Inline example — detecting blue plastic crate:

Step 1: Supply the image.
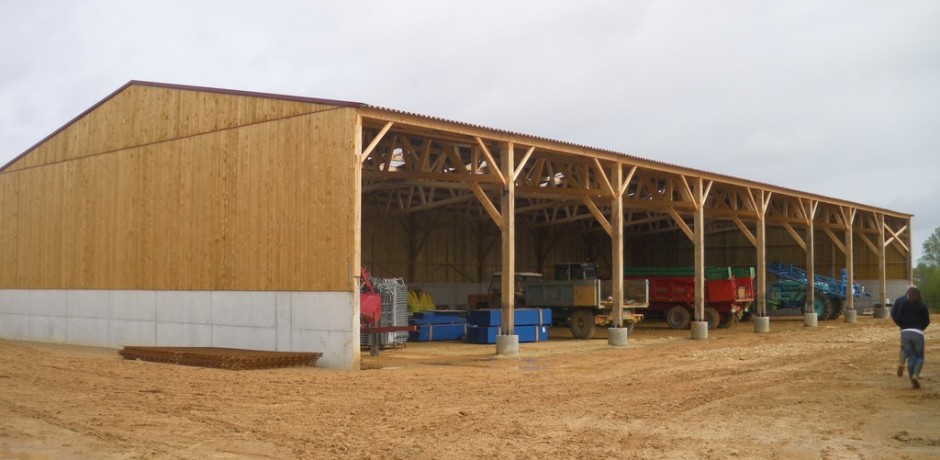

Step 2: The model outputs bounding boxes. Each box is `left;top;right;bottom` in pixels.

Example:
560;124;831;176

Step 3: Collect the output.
410;311;468;325
408;323;467;342
465;325;498;344
465;325;549;344
467;308;552;327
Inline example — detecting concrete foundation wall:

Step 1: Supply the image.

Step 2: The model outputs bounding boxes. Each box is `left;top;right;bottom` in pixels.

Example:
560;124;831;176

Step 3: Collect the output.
0;289;358;370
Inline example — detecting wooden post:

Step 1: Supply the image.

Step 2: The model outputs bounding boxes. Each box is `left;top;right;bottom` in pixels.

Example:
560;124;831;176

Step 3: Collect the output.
878;213;887;305
906;218;914;283
612;165;624;327
805;201;816;315
354;115;364;365
693;177;705;322
354;116;364;283
846;208;856;311
500;142;516;335
755;191;766;316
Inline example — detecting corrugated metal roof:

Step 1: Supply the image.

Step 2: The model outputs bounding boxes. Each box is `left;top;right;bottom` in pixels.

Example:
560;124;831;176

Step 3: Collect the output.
356;101;909;217
0;80;913;217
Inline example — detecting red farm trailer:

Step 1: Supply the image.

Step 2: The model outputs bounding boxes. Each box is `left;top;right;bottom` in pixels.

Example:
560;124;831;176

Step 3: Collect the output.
623;266;754;330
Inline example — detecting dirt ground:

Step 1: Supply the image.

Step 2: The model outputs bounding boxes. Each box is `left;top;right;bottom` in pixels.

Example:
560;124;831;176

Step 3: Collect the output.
1;315;939;460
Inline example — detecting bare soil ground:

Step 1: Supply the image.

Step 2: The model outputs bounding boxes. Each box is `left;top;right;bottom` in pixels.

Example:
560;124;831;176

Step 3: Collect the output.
1;315;939;460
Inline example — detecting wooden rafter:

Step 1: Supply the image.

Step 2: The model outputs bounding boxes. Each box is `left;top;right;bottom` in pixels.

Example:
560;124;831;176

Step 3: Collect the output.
358;117;911;259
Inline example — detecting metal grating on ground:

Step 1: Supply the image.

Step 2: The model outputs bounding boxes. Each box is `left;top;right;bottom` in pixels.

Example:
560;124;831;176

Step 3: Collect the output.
119;347;322;370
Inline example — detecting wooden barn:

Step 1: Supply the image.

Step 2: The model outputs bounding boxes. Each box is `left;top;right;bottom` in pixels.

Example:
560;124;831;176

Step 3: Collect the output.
0;81;913;369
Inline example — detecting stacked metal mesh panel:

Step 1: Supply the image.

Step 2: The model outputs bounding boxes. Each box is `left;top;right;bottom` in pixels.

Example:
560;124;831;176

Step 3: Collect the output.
371;277;409;347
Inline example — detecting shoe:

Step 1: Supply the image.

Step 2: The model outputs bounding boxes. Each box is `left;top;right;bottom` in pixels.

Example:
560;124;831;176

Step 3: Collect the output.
897;366;904;377
911;377;921;389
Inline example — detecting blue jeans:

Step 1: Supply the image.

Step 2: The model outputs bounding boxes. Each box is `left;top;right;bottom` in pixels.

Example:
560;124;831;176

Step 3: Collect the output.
900;330;925;378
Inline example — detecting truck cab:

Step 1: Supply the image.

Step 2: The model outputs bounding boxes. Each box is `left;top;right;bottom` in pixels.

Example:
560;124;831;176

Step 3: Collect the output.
554;262;598;281
524;262;649;339
467;271;543;309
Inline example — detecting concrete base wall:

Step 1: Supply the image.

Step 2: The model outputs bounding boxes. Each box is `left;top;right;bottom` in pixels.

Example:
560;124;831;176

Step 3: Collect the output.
0;289;358;370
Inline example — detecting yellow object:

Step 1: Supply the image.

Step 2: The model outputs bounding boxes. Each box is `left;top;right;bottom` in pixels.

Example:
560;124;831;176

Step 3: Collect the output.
420;292;436;311
408;290;436;312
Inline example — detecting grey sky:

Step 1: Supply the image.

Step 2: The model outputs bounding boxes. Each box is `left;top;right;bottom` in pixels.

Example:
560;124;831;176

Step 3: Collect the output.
2;0;938;264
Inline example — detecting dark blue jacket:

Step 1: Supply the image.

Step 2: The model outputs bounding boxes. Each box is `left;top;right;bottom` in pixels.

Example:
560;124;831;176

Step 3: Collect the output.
891;295;931;331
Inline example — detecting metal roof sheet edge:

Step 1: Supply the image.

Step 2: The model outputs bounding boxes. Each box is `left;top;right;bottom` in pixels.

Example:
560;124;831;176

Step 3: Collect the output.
0;81;914;218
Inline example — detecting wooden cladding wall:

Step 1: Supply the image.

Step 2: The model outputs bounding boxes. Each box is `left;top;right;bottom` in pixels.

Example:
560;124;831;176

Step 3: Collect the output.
362;212;618;284
360;210;595;283
4;85;336;173
0;88;358;292
629;227;908;280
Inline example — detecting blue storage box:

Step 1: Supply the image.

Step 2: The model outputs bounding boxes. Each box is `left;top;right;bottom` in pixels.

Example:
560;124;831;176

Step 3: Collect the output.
467;308;552;327
410;311;468;325
408;323;467;342
465;325;498;344
465;325;549;344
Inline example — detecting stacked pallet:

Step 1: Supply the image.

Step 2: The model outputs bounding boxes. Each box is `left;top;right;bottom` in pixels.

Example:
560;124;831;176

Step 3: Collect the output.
408;311;468;342
466;308;552;344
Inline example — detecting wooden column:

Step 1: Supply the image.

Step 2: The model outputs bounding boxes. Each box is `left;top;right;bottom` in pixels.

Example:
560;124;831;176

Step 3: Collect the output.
804;199;817;314
670;176;711;325
693;177;706;322
906;218;914;283
354;116;364;277
500;142;516;335
755;192;767;316
611;165;624;327
734;188;770;318
845;208;856;311
878;213;887;305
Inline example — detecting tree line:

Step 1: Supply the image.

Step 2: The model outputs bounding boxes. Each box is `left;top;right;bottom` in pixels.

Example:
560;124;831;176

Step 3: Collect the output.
914;226;940;312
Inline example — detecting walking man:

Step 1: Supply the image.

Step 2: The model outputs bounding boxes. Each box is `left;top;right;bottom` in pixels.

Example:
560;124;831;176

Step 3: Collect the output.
891;286;931;389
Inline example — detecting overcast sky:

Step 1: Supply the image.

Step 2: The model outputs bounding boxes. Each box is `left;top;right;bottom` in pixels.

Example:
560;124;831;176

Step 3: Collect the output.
1;1;938;265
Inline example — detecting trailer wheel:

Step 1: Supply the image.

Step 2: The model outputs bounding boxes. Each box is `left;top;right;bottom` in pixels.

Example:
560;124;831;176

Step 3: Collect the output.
569;308;597;340
718;312;735;328
665;306;691;329
813;293;832;321
704;307;721;330
827;298;843;320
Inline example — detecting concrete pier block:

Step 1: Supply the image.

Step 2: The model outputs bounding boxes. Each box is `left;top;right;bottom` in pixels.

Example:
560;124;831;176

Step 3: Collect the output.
608;327;629;347
844;309;858;323
754;316;770;333
496;334;519;356
691;321;709;340
804;312;818;327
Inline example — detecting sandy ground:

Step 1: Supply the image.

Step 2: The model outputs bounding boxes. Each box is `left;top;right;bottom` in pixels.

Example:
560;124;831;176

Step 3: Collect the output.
1;315;939;460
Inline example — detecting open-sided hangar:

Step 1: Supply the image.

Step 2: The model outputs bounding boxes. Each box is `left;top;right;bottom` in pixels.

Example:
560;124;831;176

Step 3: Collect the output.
0;81;913;369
